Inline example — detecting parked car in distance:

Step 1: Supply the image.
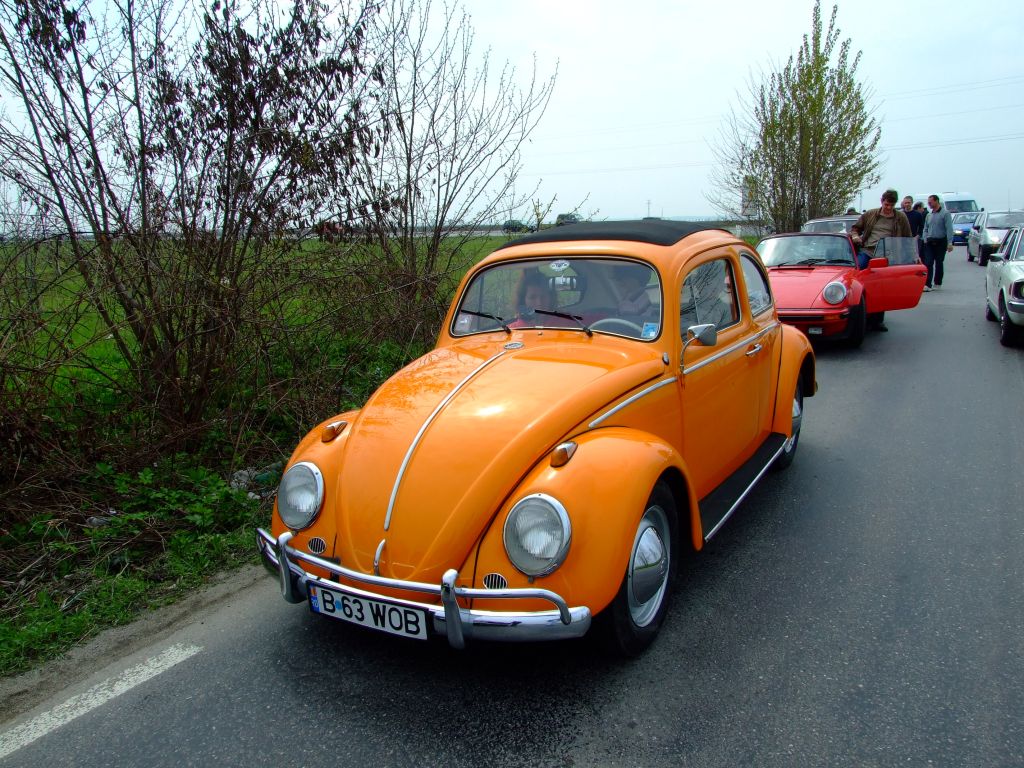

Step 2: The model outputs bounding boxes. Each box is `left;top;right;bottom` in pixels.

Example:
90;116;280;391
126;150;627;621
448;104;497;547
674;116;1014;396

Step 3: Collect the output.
502;220;533;235
952;212;980;246
968;210;1024;266
757;233;927;347
984;225;1024;346
801;215;859;234
555;212;583;226
257;220;816;656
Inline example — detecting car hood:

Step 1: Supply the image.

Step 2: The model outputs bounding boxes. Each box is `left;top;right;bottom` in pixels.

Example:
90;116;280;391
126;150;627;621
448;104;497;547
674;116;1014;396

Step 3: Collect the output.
331;338;666;580
768;266;852;308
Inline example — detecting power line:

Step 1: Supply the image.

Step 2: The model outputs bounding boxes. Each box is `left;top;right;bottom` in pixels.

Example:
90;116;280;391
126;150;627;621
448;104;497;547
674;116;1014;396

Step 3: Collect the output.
881;133;1024;151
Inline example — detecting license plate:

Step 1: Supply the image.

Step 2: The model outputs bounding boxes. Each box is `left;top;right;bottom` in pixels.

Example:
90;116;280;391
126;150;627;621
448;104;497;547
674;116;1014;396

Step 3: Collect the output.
307;583;428;640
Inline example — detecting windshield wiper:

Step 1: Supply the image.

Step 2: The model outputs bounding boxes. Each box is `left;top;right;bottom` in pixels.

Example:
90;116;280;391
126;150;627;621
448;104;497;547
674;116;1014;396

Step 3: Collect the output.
534;308;593;337
459;309;511;334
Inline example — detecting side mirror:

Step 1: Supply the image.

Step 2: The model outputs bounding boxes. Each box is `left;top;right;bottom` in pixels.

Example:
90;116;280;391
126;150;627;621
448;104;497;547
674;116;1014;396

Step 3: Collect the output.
684;323;717;349
989;252;1005;263
867;257;888;269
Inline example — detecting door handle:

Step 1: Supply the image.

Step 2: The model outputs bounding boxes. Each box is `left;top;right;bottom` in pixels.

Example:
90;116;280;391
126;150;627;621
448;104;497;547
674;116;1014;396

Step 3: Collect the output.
745;343;763;357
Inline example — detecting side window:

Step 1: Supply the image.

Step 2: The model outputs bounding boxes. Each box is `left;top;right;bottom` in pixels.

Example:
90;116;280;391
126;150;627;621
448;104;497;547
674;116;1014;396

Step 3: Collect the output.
680;259;740;335
1004;229;1020;260
740;253;773;316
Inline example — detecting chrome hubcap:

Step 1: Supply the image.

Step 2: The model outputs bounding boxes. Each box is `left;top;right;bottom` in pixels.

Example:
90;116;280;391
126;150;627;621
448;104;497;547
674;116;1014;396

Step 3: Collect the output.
784;391;803;452
627;505;670;627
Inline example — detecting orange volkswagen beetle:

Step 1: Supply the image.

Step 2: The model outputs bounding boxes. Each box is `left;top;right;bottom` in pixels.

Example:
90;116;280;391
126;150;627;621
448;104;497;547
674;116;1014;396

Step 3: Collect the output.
257;220;816;655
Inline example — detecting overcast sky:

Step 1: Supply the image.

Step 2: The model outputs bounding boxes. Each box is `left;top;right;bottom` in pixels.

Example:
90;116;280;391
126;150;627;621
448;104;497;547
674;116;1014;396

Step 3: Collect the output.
467;0;1024;220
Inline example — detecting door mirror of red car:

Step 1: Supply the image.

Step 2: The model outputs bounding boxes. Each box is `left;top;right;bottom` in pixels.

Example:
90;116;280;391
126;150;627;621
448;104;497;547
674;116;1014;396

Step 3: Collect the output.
867;257;888;270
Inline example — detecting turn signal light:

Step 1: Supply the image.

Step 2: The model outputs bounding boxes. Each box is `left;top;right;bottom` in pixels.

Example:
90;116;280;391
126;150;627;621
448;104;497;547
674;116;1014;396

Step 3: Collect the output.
320;420;348;443
549;441;578;468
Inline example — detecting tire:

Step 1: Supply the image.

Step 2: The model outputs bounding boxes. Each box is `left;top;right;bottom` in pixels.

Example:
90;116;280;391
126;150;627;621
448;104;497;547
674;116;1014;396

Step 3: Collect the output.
968;245;975;262
999;299;1022;347
845;297;867;348
985;301;997;322
979;246;990;267
772;379;803;471
598;481;678;656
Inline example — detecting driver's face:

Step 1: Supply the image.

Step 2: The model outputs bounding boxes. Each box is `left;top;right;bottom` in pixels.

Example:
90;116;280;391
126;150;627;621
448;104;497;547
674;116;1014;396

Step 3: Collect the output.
523;285;549;310
880;198;895;214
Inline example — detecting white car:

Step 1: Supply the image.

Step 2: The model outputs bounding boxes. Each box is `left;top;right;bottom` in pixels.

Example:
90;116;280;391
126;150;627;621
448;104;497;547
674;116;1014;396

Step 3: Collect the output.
969;210;1024;266
985;225;1024;346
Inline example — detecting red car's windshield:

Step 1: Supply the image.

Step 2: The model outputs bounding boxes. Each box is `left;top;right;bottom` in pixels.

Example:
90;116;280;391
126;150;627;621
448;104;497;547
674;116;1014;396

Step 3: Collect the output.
757;236;855;267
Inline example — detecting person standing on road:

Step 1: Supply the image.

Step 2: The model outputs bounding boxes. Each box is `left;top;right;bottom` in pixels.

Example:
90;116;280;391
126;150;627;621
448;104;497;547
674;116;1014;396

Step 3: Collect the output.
850;190;912;332
850;189;912;268
902;196;925;259
922;194;954;291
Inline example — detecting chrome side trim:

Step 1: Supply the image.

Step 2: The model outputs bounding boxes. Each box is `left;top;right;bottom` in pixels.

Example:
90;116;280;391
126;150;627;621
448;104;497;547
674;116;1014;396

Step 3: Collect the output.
683;322;779;376
703;439;787;541
384;349;508;530
588;377;677;428
373;538;386;576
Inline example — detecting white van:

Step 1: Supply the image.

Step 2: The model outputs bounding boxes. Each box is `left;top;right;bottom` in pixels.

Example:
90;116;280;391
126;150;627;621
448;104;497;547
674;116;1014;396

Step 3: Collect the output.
913;192;979;213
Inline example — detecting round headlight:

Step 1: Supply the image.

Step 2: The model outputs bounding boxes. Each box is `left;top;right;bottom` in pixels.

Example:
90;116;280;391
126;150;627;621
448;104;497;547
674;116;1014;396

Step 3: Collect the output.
503;494;571;577
822;281;848;305
277;462;324;530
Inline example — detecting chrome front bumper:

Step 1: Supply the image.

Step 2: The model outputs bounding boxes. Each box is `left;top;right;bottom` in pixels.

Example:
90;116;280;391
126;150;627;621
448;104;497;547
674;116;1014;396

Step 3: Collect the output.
255;528;591;648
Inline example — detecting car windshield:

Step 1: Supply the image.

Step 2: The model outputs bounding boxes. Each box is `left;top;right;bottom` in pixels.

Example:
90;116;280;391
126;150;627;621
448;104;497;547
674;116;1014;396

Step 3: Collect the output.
953;213;979;225
986;212;1024;228
452;257;662;341
801;218;856;234
945;200;978;213
757;235;856;267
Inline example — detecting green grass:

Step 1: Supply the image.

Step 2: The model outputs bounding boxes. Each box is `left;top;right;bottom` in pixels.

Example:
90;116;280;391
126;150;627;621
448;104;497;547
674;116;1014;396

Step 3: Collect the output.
0;458;274;678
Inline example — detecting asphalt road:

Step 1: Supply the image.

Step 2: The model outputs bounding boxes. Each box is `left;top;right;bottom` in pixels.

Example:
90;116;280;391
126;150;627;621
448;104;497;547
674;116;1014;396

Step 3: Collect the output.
2;247;1022;767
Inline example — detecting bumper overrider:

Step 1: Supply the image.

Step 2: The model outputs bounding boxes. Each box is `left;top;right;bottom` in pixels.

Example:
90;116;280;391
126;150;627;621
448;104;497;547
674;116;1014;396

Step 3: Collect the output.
256;528;591;649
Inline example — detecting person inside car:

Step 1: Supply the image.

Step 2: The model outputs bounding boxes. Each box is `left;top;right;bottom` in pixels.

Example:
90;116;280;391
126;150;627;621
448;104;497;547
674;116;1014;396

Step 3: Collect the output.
612;263;652;316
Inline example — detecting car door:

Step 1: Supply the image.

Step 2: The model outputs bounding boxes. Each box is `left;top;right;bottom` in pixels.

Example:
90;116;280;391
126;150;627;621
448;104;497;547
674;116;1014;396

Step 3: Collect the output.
989;228;1022;309
859;237;927;311
969;212;987;259
677;251;764;500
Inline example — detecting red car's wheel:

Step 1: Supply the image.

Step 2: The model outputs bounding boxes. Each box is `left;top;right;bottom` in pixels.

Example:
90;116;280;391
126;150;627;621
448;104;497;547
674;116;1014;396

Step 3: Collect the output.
845;297;867;348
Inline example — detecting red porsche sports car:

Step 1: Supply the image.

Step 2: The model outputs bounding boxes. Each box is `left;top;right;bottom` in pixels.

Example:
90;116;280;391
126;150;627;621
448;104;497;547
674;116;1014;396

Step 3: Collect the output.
756;233;927;346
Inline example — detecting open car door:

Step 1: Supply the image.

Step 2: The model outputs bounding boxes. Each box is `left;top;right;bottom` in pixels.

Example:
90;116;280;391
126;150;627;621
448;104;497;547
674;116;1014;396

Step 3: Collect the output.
862;237;928;311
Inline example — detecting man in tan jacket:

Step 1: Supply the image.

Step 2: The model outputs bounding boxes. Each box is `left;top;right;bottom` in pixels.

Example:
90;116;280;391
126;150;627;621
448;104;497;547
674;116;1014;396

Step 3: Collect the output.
850;189;912;269
849;189;912;332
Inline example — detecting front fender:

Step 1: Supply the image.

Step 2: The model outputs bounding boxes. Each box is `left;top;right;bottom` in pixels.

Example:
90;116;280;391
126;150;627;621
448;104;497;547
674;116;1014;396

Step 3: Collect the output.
771;324;816;436
470;427;698;618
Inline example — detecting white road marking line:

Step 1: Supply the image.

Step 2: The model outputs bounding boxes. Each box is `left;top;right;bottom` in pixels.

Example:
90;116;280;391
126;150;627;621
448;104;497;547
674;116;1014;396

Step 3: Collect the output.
0;642;202;759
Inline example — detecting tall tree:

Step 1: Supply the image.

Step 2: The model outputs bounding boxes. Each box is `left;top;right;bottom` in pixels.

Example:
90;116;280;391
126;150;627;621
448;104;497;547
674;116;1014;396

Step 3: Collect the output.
0;0;386;433
708;1;880;232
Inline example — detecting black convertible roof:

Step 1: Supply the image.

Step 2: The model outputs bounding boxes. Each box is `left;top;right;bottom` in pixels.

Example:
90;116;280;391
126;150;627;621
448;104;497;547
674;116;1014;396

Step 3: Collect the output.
497;220;724;249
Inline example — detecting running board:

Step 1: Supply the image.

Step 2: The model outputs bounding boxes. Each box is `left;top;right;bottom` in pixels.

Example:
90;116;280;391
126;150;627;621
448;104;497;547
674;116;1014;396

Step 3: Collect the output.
699;432;788;542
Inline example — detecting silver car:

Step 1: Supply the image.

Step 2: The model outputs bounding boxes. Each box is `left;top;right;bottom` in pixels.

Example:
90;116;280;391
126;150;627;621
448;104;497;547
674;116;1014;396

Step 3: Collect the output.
968;210;1024;266
801;215;859;234
985;226;1024;346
